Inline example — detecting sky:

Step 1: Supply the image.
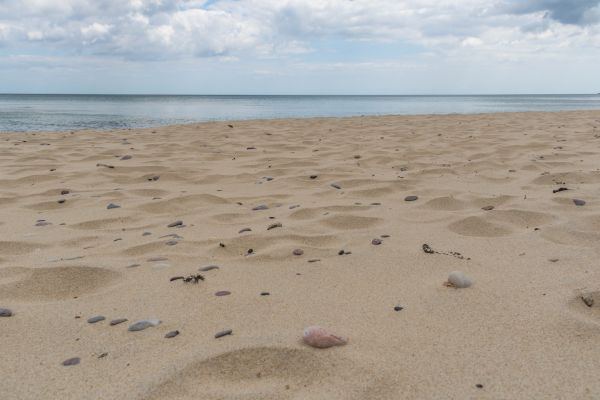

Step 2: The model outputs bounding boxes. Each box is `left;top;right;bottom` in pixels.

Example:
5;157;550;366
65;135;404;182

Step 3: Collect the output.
0;0;599;94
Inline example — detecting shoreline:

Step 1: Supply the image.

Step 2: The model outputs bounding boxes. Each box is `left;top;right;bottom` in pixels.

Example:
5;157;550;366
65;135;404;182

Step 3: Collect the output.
2;109;600;399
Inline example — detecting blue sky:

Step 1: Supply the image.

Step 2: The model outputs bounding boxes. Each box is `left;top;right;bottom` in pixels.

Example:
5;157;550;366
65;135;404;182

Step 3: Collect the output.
0;0;599;94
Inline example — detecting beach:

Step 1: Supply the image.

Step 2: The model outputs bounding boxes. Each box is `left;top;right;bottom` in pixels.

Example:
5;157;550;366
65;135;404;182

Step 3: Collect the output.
2;110;600;399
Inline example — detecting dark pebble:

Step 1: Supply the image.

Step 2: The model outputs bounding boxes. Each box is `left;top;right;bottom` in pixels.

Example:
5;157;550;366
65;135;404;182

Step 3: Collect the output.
167;220;183;228
170;276;185;282
582;295;594;308
126;264;141;268
215;329;233;339
422;244;434;254
120;155;132;160
61;190;70;195
553;187;569;193
98;352;108;359
148;175;160;181
107;203;120;209
62;357;80;366
219;242;226;247
293;249;304;256
330;183;341;189
308;259;321;263
260;292;270;296
372;238;382;245
267;222;282;230
381;234;390;238
394;306;404;312
165;330;180;339
87;315;106;324
573;199;586;206
110;318;128;326
0;308;13;317
215;291;231;296
200;265;219;272
476;384;484;389
310;175;318;179
481;205;494;211
239;228;252;233
338;250;345;255
404;195;418;201
247;248;254;255
57;199;66;204
142;232;152;236
165;240;178;246
252;205;269;211
128;320;160;332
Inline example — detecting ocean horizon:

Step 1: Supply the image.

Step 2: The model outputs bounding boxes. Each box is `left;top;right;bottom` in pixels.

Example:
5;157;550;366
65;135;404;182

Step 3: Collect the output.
2;93;600;132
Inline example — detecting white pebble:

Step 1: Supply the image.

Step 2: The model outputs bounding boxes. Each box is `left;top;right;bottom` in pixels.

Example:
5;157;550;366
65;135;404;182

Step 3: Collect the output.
447;271;472;288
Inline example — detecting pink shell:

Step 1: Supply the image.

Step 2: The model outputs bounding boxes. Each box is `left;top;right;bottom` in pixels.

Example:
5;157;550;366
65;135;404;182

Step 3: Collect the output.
303;326;348;349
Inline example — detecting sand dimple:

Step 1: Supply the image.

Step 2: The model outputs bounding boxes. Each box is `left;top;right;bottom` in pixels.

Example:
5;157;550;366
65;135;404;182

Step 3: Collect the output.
448;216;512;237
320;215;382;230
138;194;228;214
423;196;466;211
71;216;139;230
0;266;120;301
0;241;46;255
144;347;338;400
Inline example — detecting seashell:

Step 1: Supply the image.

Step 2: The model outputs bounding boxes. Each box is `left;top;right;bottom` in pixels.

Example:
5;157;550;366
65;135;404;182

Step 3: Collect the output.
303;326;347;349
447;271;472;288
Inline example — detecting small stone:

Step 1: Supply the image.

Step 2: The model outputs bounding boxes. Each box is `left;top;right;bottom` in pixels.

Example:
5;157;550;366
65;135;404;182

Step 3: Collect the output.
447;271;473;288
120;155;132;160
582;295;594;308
476;384;484;389
481;205;494;211
573;199;586;206
330;183;341;189
167;220;183;228
404;195;418;202
35;221;52;226
0;308;13;317
303;326;347;349
110;318;128;326
165;330;180;338
148;175;160;181
338;250;345;255
260;292;270;296
215;329;233;339
142;232;152;236
381;234;390;238
62;357;80;366
371;238;382;245
107;203;120;209
87;315;105;324
422;244;435;254
353;155;361;159
98;352;108;359
267;222;282;230
310;175;318;179
215;291;231;296
239;228;252;233
165;240;178;246
57;199;66;204
199;265;219;272
252;205;269;211
61;190;70;195
247;248;254;255
128;319;161;332
394;306;403;311
293;249;304;256
308;259;320;263
553;187;569;193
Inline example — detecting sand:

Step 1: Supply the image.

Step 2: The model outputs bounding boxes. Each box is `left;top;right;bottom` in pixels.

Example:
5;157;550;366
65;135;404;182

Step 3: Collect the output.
1;110;600;399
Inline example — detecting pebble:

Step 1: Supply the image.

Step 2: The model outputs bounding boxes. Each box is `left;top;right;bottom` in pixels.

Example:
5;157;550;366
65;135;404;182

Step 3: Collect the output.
126;264;140;268
61;190;70;195
120;155;132;160
239;228;252;233
148;257;168;262
330;183;341;189
267;222;282;230
303;326;347;349
148;175;160;181
165;330;180;339
110;318;128;326
0;308;13;317
199;265;219;272
62;357;80;366
404;195;418;201
215;329;233;339
582;295;594;308
57;199;66;204
310;175;318;179
253;205;269;211
142;232;152;236
87;315;106;324
553;187;569;193
107;203;120;209
394;306;404;312
447;271;473;288
128;319;161;332
308;259;321;263
35;221;52;226
289;204;300;209
372;238;382;245
260;292;270;296
481;205;494;211
573;199;586;206
167;220;183;228
215;291;231;296
293;249;304;256
165;240;178;246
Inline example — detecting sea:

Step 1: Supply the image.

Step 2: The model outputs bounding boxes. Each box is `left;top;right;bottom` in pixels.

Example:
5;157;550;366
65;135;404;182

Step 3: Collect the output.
1;94;600;132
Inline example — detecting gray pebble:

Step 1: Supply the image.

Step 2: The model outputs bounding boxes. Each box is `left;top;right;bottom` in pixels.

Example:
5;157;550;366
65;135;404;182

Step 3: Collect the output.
447;271;472;288
120;155;132;160
128;319;161;332
372;238;382;245
582;295;594;308
404;195;418;202
573;199;586;206
199;265;219;272
252;205;269;211
107;203;120;209
165;240;178;246
0;308;13;317
267;222;282;230
167;220;183;228
142;232;152;236
62;357;80;366
330;183;341;189
165;330;180;338
110;318;128;326
293;249;304;256
215;329;233;339
482;205;494;211
87;315;106;324
148;257;168;262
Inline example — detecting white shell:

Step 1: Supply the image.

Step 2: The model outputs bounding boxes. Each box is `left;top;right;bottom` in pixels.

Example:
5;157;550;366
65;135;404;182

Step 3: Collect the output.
303;326;347;349
447;271;472;288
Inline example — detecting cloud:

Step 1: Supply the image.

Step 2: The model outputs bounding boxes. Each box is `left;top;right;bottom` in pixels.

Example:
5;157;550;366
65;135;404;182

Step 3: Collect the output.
0;0;598;63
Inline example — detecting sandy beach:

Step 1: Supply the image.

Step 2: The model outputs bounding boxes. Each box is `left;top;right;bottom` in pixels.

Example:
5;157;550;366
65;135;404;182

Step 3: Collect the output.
2;110;600;399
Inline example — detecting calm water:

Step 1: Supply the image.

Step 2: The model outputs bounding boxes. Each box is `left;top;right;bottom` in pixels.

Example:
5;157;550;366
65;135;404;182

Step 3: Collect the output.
1;94;600;132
